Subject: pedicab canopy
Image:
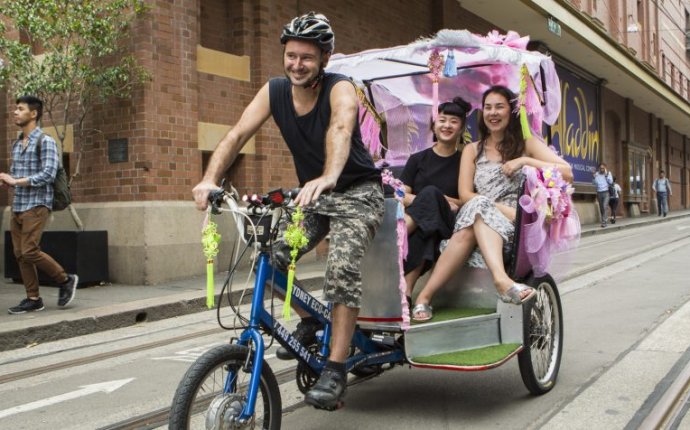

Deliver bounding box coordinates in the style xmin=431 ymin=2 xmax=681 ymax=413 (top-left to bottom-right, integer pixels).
xmin=326 ymin=29 xmax=561 ymax=166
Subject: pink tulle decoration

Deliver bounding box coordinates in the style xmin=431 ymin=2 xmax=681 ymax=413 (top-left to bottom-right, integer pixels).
xmin=359 ymin=104 xmax=382 ymax=159
xmin=479 ymin=30 xmax=530 ymax=50
xmin=381 ymin=169 xmax=410 ymax=330
xmin=524 ymin=73 xmax=544 ymax=135
xmin=519 ymin=166 xmax=580 ymax=277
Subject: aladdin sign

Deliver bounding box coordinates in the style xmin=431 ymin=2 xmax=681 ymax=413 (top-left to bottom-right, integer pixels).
xmin=549 ymin=65 xmax=601 ymax=183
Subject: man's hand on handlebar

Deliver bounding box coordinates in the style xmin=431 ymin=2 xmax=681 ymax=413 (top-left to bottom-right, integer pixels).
xmin=192 ymin=180 xmax=222 ymax=211
xmin=294 ymin=175 xmax=336 ymax=207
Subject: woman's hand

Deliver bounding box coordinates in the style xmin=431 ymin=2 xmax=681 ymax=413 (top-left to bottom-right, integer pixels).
xmin=449 ymin=201 xmax=459 ymax=212
xmin=501 ymin=157 xmax=524 ymax=176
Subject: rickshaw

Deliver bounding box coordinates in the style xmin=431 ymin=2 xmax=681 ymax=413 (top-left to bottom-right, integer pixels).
xmin=169 ymin=29 xmax=576 ymax=430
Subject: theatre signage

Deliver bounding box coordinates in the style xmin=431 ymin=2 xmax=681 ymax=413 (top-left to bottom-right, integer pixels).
xmin=548 ymin=64 xmax=601 ymax=183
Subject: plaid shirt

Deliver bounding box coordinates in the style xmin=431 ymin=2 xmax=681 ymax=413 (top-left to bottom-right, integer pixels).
xmin=9 ymin=127 xmax=59 ymax=212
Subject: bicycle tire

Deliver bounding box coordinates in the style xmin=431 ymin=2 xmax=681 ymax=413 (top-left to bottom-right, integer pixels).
xmin=518 ymin=274 xmax=564 ymax=395
xmin=169 ymin=344 xmax=282 ymax=430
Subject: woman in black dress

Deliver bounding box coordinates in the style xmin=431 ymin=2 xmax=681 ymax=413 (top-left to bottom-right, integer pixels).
xmin=399 ymin=97 xmax=471 ymax=304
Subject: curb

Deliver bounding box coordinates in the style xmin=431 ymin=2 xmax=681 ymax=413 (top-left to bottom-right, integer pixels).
xmin=580 ymin=212 xmax=690 ymax=238
xmin=0 ymin=276 xmax=324 ymax=352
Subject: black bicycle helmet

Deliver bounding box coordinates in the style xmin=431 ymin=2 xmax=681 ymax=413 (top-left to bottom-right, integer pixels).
xmin=280 ymin=12 xmax=335 ymax=53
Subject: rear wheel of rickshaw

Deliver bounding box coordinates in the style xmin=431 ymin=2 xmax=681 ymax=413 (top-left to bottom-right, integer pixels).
xmin=518 ymin=274 xmax=563 ymax=395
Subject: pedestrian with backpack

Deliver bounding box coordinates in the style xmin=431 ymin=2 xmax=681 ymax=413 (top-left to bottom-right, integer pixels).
xmin=652 ymin=170 xmax=672 ymax=217
xmin=608 ymin=176 xmax=622 ymax=224
xmin=0 ymin=96 xmax=78 ymax=314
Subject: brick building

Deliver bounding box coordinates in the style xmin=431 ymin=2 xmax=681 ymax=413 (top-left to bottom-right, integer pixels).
xmin=1 ymin=0 xmax=689 ymax=284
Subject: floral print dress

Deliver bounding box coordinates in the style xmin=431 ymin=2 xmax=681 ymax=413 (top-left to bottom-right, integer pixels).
xmin=439 ymin=149 xmax=523 ymax=267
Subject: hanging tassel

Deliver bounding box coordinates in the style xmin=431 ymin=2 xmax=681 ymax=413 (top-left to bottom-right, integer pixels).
xmin=443 ymin=49 xmax=457 ymax=77
xmin=519 ymin=64 xmax=533 ymax=140
xmin=284 ymin=263 xmax=296 ymax=320
xmin=201 ymin=219 xmax=221 ymax=309
xmin=381 ymin=169 xmax=410 ymax=330
xmin=206 ymin=259 xmax=215 ymax=308
xmin=520 ymin=104 xmax=533 ymax=140
xmin=282 ymin=207 xmax=308 ymax=321
xmin=428 ymin=50 xmax=444 ymax=120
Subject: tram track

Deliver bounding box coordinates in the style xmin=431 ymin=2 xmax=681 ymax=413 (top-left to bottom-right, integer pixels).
xmin=0 ymin=326 xmax=224 ymax=385
xmin=96 ymin=366 xmax=301 ymax=430
xmin=639 ymin=357 xmax=690 ymax=429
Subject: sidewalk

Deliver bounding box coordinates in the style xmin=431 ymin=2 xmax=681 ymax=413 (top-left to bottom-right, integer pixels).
xmin=1 ymin=209 xmax=690 ymax=352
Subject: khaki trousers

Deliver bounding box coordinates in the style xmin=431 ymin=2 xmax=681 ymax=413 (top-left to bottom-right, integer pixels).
xmin=10 ymin=206 xmax=67 ymax=298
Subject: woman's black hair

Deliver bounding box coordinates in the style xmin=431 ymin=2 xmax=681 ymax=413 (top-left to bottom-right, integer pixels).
xmin=432 ymin=96 xmax=471 ymax=143
xmin=477 ymin=85 xmax=524 ymax=161
xmin=438 ymin=96 xmax=471 ymax=118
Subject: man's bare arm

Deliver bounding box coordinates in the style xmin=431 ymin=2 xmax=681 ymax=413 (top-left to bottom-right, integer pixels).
xmin=193 ymin=83 xmax=272 ymax=210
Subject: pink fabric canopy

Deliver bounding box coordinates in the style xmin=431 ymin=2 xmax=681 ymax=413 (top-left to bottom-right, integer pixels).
xmin=327 ymin=29 xmax=561 ymax=166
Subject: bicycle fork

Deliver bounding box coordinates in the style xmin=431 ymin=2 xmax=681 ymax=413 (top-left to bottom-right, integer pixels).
xmin=228 ymin=252 xmax=272 ymax=423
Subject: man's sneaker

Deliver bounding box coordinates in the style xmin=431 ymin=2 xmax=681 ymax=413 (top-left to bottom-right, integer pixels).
xmin=58 ymin=274 xmax=78 ymax=307
xmin=276 ymin=318 xmax=321 ymax=360
xmin=8 ymin=298 xmax=45 ymax=314
xmin=304 ymin=368 xmax=347 ymax=410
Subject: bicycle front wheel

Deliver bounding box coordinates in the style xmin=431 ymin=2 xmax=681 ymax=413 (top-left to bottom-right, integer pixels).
xmin=169 ymin=344 xmax=282 ymax=430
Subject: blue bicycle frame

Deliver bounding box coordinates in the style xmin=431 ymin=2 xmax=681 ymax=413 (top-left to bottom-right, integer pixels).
xmin=228 ymin=248 xmax=405 ymax=421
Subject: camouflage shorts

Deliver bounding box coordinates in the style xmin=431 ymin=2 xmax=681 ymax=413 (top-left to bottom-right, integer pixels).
xmin=273 ymin=179 xmax=384 ymax=308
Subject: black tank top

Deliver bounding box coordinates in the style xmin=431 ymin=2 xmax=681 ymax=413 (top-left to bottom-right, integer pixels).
xmin=269 ymin=73 xmax=380 ymax=192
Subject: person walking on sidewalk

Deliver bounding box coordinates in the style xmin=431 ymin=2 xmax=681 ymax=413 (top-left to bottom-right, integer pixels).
xmin=192 ymin=12 xmax=383 ymax=410
xmin=592 ymin=163 xmax=613 ymax=227
xmin=608 ymin=176 xmax=622 ymax=224
xmin=653 ymin=170 xmax=672 ymax=217
xmin=0 ymin=96 xmax=78 ymax=315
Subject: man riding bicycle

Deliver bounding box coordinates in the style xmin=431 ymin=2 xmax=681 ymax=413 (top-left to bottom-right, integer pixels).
xmin=192 ymin=11 xmax=383 ymax=410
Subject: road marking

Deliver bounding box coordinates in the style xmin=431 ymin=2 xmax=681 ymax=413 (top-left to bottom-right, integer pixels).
xmin=0 ymin=378 xmax=134 ymax=419
xmin=150 ymin=343 xmax=219 ymax=363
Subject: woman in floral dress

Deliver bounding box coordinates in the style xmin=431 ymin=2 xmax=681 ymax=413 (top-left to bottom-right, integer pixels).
xmin=412 ymin=85 xmax=573 ymax=322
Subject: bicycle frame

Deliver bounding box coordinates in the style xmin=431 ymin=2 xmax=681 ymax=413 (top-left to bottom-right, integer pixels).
xmin=226 ymin=214 xmax=405 ymax=422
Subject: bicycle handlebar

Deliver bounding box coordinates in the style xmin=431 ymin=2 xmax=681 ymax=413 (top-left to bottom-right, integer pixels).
xmin=207 ymin=186 xmax=301 ymax=245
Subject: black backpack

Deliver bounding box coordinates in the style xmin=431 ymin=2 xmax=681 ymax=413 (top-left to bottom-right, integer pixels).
xmin=37 ymin=133 xmax=72 ymax=211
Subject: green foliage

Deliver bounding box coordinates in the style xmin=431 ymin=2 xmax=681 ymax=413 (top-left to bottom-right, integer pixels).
xmin=0 ymin=0 xmax=150 ymax=144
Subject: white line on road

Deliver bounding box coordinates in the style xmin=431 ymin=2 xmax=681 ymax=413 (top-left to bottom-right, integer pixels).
xmin=0 ymin=378 xmax=134 ymax=419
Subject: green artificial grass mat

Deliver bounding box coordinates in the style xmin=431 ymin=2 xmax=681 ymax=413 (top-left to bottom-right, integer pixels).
xmin=410 ymin=307 xmax=495 ymax=325
xmin=412 ymin=343 xmax=521 ymax=366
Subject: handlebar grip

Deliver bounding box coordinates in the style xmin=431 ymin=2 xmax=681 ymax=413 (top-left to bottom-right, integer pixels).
xmin=208 ymin=188 xmax=226 ymax=214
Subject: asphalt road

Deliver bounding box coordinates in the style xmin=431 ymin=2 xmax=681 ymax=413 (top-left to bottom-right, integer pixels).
xmin=0 ymin=217 xmax=689 ymax=429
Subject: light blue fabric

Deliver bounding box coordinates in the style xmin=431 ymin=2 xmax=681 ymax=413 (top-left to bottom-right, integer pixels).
xmin=592 ymin=172 xmax=612 ymax=192
xmin=9 ymin=127 xmax=59 ymax=212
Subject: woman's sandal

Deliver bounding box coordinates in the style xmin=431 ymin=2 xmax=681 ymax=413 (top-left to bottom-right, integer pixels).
xmin=411 ymin=303 xmax=433 ymax=322
xmin=498 ymin=283 xmax=536 ymax=305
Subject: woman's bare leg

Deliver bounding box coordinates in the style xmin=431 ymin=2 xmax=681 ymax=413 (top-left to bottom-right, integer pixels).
xmin=413 ymin=228 xmax=476 ymax=317
xmin=404 ymin=265 xmax=424 ymax=298
xmin=404 ymin=213 xmax=417 ymax=234
xmin=472 ymin=217 xmax=530 ymax=299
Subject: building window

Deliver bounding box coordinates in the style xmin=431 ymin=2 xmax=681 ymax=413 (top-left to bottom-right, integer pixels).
xmin=628 ymin=149 xmax=648 ymax=196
